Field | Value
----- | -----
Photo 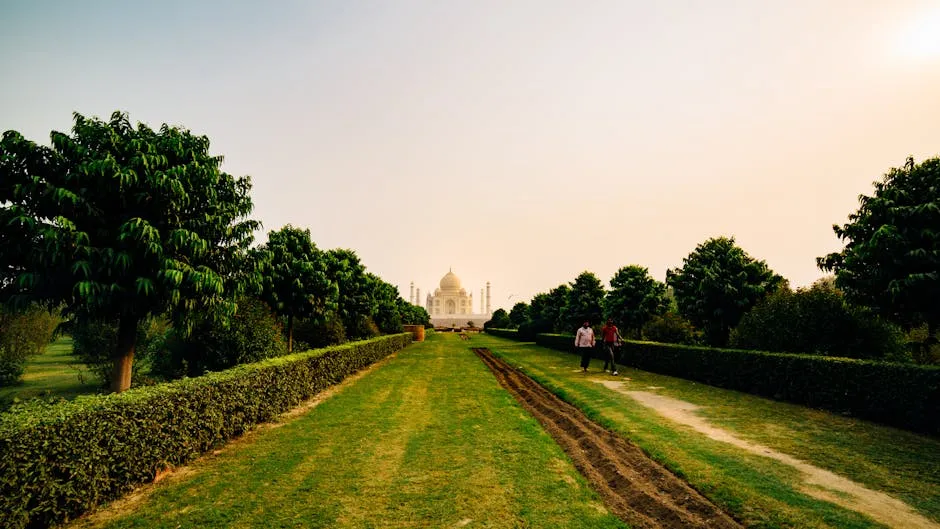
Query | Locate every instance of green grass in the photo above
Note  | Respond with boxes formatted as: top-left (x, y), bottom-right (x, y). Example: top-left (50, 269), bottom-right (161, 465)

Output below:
top-left (472, 334), bottom-right (940, 529)
top-left (73, 333), bottom-right (627, 529)
top-left (0, 337), bottom-right (100, 406)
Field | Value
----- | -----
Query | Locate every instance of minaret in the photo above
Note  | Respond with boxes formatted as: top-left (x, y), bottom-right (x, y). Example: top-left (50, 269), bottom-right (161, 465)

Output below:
top-left (409, 282), bottom-right (414, 304)
top-left (480, 289), bottom-right (484, 313)
top-left (415, 288), bottom-right (421, 306)
top-left (486, 282), bottom-right (491, 314)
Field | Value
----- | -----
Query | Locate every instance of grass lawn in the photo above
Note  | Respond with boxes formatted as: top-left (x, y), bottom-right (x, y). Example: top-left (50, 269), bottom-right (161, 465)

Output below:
top-left (472, 334), bottom-right (940, 529)
top-left (0, 337), bottom-right (100, 407)
top-left (72, 333), bottom-right (627, 529)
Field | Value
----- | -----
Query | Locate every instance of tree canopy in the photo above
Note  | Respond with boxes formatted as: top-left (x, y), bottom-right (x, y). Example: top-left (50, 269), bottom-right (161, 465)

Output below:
top-left (667, 236), bottom-right (782, 346)
top-left (256, 225), bottom-right (337, 353)
top-left (508, 302), bottom-right (529, 328)
top-left (0, 111), bottom-right (259, 391)
top-left (818, 156), bottom-right (940, 342)
top-left (605, 265), bottom-right (667, 338)
top-left (562, 272), bottom-right (605, 330)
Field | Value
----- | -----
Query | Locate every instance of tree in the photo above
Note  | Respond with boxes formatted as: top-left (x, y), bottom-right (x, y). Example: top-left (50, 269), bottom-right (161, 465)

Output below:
top-left (667, 236), bottom-right (783, 346)
top-left (397, 298), bottom-right (431, 327)
top-left (257, 225), bottom-right (337, 353)
top-left (325, 248), bottom-right (375, 339)
top-left (0, 112), bottom-right (259, 392)
top-left (818, 156), bottom-right (940, 350)
top-left (730, 280), bottom-right (906, 361)
top-left (485, 308), bottom-right (511, 329)
top-left (545, 284), bottom-right (570, 332)
top-left (508, 302), bottom-right (529, 329)
top-left (562, 272), bottom-right (605, 330)
top-left (605, 265), bottom-right (668, 338)
top-left (366, 273), bottom-right (403, 334)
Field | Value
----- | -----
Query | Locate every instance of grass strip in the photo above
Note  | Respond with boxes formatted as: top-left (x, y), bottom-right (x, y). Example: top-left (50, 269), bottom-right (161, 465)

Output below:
top-left (73, 333), bottom-right (627, 529)
top-left (0, 337), bottom-right (100, 407)
top-left (473, 333), bottom-right (940, 529)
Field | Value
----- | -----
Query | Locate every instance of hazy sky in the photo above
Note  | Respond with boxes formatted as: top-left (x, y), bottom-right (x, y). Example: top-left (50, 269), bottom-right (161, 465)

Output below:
top-left (2, 1), bottom-right (939, 312)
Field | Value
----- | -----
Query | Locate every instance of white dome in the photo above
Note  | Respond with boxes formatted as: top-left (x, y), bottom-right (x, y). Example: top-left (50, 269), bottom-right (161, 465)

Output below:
top-left (440, 269), bottom-right (461, 290)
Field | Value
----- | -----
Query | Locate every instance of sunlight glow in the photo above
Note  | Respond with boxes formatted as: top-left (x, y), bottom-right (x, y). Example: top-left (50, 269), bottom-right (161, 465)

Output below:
top-left (898, 8), bottom-right (940, 61)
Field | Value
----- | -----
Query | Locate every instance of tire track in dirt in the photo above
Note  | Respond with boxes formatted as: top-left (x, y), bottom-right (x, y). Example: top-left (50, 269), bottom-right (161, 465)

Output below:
top-left (472, 347), bottom-right (742, 529)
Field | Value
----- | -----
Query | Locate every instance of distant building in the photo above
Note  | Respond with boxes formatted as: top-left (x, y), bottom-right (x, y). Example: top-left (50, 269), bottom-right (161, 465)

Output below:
top-left (412, 269), bottom-right (491, 328)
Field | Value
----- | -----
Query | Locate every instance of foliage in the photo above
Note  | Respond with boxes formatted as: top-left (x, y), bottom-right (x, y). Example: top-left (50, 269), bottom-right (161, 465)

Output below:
top-left (291, 313), bottom-right (347, 351)
top-left (730, 280), bottom-right (907, 361)
top-left (484, 308), bottom-right (512, 330)
top-left (484, 328), bottom-right (520, 340)
top-left (0, 111), bottom-right (260, 392)
top-left (562, 272), bottom-right (605, 331)
top-left (818, 156), bottom-right (940, 350)
top-left (150, 296), bottom-right (286, 379)
top-left (667, 236), bottom-right (783, 346)
top-left (0, 333), bottom-right (411, 529)
top-left (71, 315), bottom-right (170, 385)
top-left (604, 265), bottom-right (667, 338)
top-left (528, 332), bottom-right (939, 436)
top-left (0, 305), bottom-right (63, 386)
top-left (397, 299), bottom-right (431, 327)
top-left (508, 302), bottom-right (529, 329)
top-left (324, 249), bottom-right (376, 340)
top-left (641, 311), bottom-right (701, 345)
top-left (256, 226), bottom-right (337, 353)
top-left (366, 274), bottom-right (404, 334)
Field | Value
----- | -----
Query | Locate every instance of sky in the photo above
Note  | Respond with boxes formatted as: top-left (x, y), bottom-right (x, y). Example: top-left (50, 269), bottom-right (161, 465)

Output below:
top-left (2, 0), bottom-right (939, 313)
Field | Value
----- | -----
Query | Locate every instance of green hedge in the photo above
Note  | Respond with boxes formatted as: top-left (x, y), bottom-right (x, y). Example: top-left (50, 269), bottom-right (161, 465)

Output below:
top-left (0, 333), bottom-right (411, 529)
top-left (484, 328), bottom-right (521, 340)
top-left (530, 333), bottom-right (939, 436)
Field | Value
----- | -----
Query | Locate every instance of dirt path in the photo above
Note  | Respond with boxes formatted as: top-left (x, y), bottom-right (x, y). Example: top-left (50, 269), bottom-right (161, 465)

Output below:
top-left (472, 348), bottom-right (742, 529)
top-left (597, 383), bottom-right (940, 529)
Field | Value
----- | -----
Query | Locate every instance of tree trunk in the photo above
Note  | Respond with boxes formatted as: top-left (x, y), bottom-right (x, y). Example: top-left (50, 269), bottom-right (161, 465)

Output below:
top-left (287, 314), bottom-right (294, 354)
top-left (111, 315), bottom-right (138, 393)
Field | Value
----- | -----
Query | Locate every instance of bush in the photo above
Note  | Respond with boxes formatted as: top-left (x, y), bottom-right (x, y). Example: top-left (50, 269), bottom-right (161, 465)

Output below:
top-left (641, 311), bottom-right (701, 345)
top-left (0, 333), bottom-right (411, 529)
top-left (0, 305), bottom-right (63, 386)
top-left (730, 284), bottom-right (907, 361)
top-left (292, 315), bottom-right (347, 351)
top-left (484, 328), bottom-right (520, 340)
top-left (151, 296), bottom-right (286, 380)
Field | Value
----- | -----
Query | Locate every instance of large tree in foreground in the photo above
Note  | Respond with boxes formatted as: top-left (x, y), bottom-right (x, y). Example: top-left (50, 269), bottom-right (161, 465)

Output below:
top-left (257, 225), bottom-right (337, 353)
top-left (818, 156), bottom-right (940, 346)
top-left (0, 111), bottom-right (259, 392)
top-left (667, 236), bottom-right (783, 346)
top-left (605, 265), bottom-right (668, 338)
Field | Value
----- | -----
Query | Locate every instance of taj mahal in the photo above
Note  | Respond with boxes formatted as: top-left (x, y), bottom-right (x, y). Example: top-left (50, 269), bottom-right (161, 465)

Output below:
top-left (409, 269), bottom-right (492, 328)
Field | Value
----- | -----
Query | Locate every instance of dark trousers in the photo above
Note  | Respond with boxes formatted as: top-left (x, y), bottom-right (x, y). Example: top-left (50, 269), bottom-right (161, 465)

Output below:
top-left (602, 342), bottom-right (617, 372)
top-left (578, 346), bottom-right (592, 369)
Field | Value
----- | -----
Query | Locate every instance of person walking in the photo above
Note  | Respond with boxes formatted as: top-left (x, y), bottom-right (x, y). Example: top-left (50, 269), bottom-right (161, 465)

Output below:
top-left (601, 318), bottom-right (624, 375)
top-left (575, 320), bottom-right (595, 372)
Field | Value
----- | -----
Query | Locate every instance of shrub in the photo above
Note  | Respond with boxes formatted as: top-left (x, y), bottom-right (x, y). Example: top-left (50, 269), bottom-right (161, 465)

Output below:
top-left (0, 333), bottom-right (411, 529)
top-left (292, 315), bottom-right (347, 351)
top-left (730, 283), bottom-right (907, 361)
top-left (641, 311), bottom-right (701, 345)
top-left (485, 328), bottom-right (521, 340)
top-left (0, 305), bottom-right (63, 386)
top-left (151, 296), bottom-right (286, 380)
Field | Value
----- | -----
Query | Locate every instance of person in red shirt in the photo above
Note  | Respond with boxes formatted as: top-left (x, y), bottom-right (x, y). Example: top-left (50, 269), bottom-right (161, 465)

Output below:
top-left (601, 318), bottom-right (623, 375)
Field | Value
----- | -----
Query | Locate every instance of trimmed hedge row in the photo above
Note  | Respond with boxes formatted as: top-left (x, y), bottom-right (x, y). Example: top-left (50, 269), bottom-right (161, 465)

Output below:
top-left (483, 328), bottom-right (521, 340)
top-left (0, 333), bottom-right (412, 529)
top-left (528, 333), bottom-right (940, 436)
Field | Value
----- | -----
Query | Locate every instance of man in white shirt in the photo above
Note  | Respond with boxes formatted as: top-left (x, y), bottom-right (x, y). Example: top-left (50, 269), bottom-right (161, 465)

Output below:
top-left (574, 321), bottom-right (595, 372)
